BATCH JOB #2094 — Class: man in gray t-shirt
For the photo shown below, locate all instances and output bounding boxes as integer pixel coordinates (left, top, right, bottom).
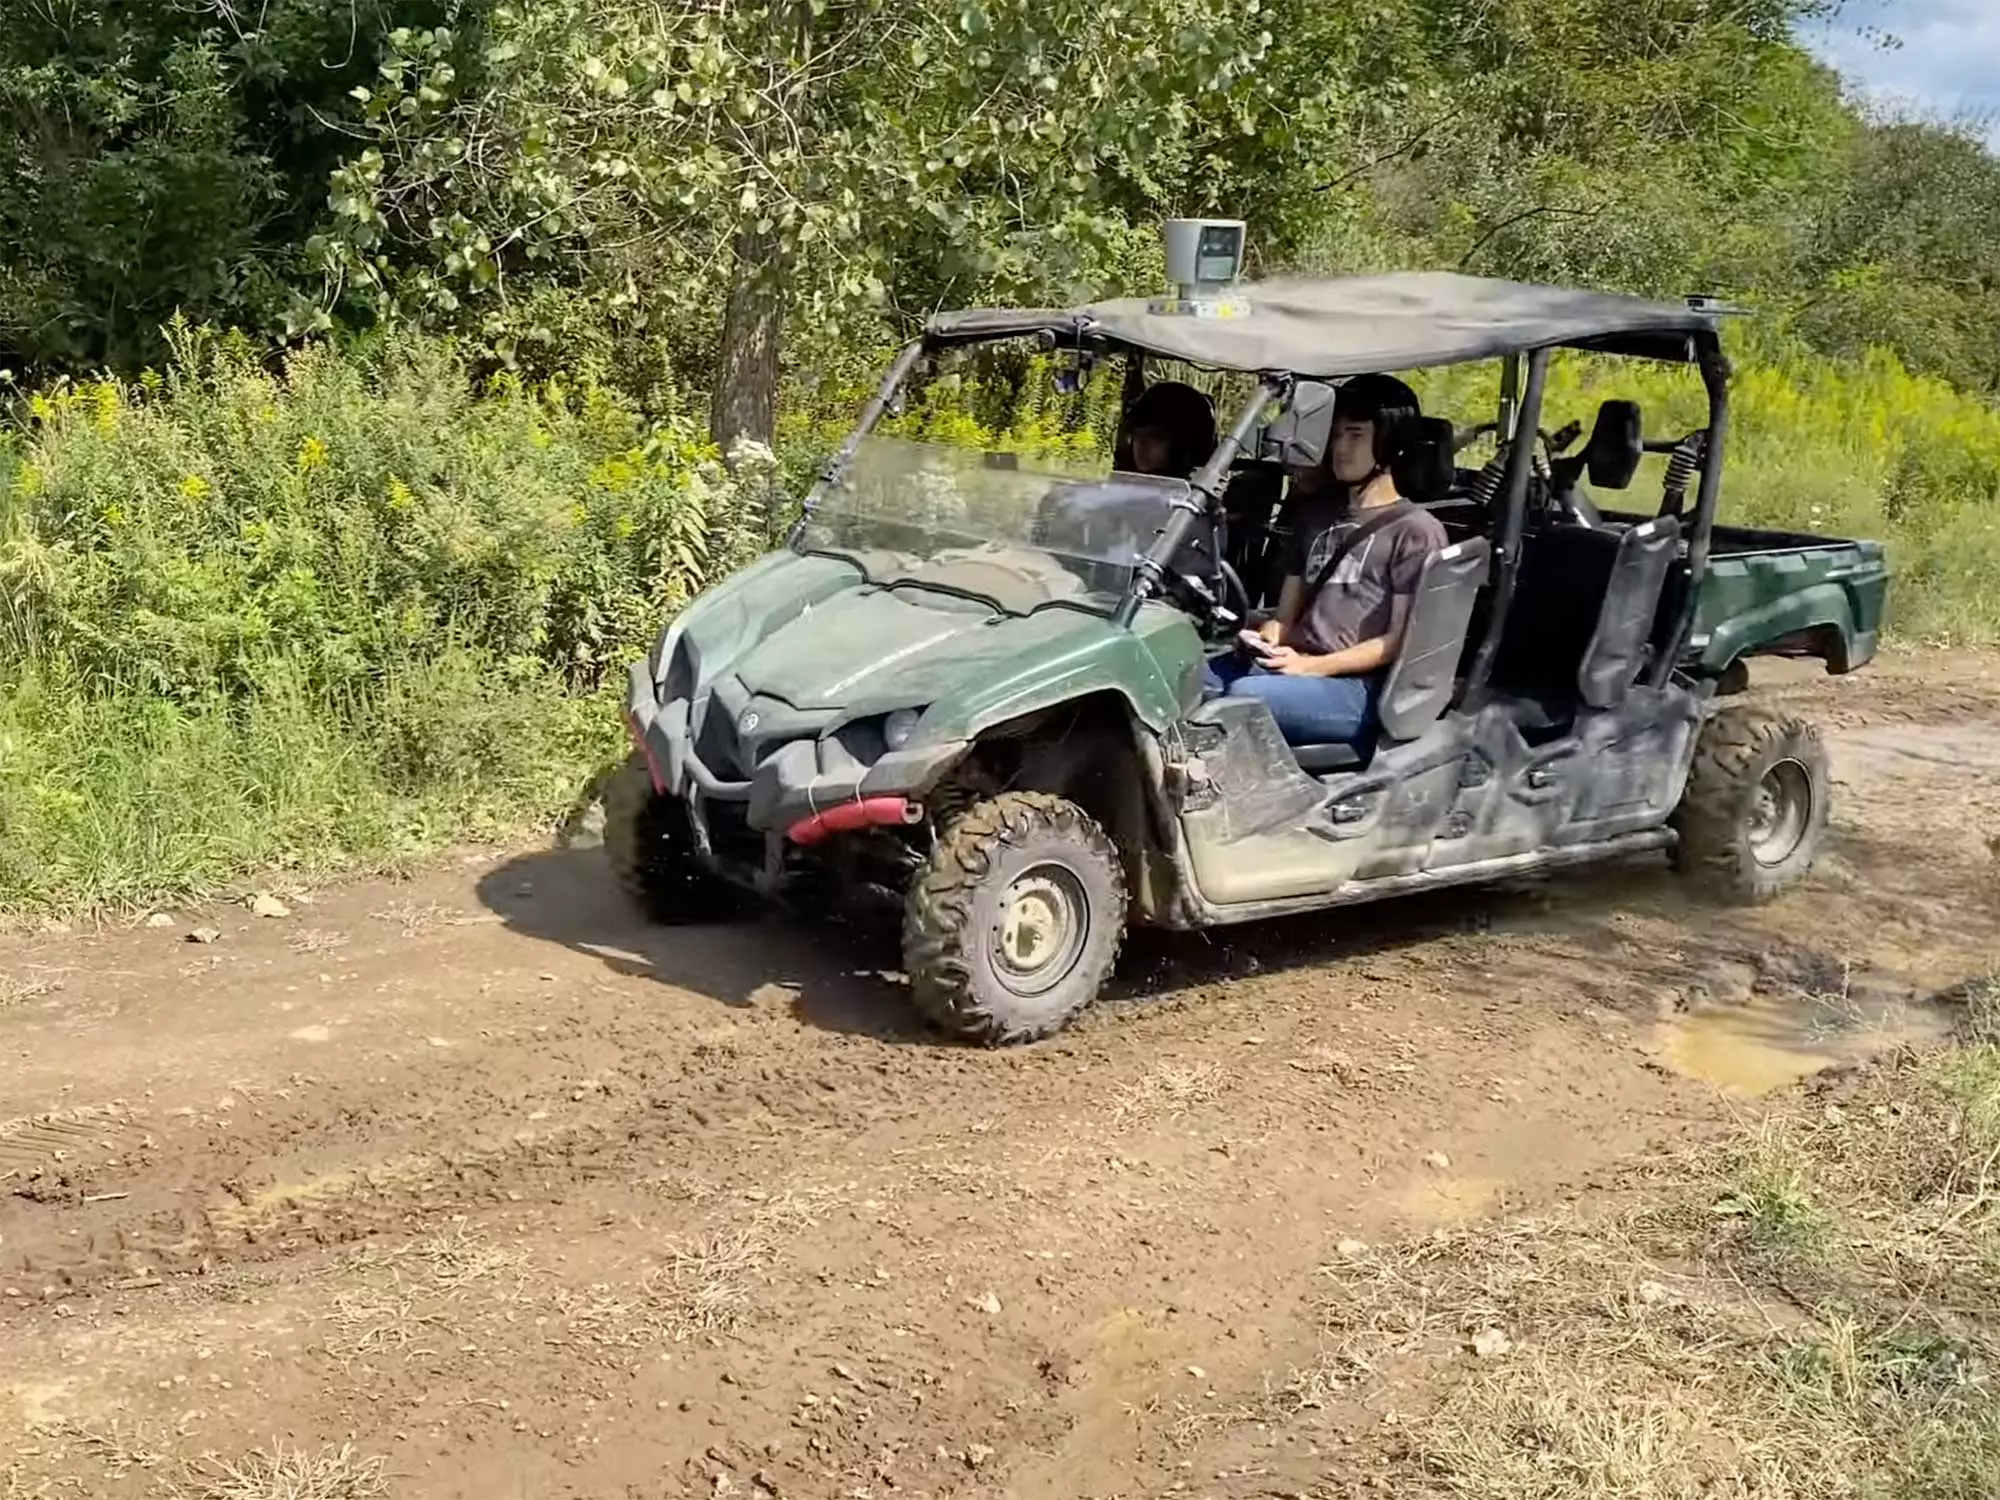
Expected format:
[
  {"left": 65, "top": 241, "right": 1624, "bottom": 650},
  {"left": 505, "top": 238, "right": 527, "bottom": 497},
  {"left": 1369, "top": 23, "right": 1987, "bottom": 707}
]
[{"left": 1202, "top": 374, "right": 1445, "bottom": 748}]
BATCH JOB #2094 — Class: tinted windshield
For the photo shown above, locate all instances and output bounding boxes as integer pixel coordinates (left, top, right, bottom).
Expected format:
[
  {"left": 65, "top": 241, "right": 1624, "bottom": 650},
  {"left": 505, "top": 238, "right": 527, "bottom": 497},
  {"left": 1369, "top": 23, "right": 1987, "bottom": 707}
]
[{"left": 796, "top": 436, "right": 1191, "bottom": 616}]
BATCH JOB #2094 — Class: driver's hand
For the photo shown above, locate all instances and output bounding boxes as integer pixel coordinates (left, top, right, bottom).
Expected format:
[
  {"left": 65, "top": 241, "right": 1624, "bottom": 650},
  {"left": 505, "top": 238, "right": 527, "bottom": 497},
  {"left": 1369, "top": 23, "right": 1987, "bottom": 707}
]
[{"left": 1256, "top": 618, "right": 1285, "bottom": 646}]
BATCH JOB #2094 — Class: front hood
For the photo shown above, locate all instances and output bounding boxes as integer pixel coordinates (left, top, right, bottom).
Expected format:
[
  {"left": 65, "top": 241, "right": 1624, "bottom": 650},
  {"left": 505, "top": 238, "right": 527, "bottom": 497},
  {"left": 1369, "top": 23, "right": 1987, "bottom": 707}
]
[{"left": 730, "top": 584, "right": 1121, "bottom": 714}]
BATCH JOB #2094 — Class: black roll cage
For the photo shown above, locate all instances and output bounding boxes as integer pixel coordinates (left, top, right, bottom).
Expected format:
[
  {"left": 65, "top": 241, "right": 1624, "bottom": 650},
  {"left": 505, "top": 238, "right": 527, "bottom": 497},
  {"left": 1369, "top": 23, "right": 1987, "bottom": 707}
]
[{"left": 792, "top": 326, "right": 1731, "bottom": 701}]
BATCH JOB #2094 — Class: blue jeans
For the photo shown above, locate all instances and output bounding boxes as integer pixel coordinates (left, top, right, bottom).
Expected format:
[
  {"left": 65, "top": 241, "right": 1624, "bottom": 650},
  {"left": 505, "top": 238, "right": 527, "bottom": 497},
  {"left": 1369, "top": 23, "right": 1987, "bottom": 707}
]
[{"left": 1201, "top": 652, "right": 1378, "bottom": 746}]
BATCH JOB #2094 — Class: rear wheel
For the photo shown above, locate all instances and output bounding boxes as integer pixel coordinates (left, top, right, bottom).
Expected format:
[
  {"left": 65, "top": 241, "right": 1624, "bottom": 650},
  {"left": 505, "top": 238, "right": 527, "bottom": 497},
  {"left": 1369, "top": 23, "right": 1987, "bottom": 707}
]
[
  {"left": 903, "top": 792, "right": 1127, "bottom": 1046},
  {"left": 1672, "top": 705, "right": 1830, "bottom": 904},
  {"left": 602, "top": 751, "right": 741, "bottom": 923}
]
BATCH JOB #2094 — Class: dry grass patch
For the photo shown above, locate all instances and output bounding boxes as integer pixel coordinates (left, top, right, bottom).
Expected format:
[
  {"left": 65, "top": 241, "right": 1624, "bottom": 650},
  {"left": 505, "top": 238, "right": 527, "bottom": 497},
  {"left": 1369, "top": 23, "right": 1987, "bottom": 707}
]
[
  {"left": 1111, "top": 1060, "right": 1225, "bottom": 1123},
  {"left": 0, "top": 968, "right": 66, "bottom": 1008},
  {"left": 1279, "top": 981, "right": 2000, "bottom": 1499},
  {"left": 322, "top": 1222, "right": 529, "bottom": 1361},
  {"left": 166, "top": 1442, "right": 387, "bottom": 1500},
  {"left": 549, "top": 1185, "right": 842, "bottom": 1349}
]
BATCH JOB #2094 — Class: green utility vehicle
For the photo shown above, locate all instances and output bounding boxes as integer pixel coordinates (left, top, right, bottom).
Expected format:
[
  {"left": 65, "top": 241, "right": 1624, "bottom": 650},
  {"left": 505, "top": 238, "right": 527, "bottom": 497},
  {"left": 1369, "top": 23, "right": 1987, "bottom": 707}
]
[{"left": 611, "top": 223, "right": 1888, "bottom": 1045}]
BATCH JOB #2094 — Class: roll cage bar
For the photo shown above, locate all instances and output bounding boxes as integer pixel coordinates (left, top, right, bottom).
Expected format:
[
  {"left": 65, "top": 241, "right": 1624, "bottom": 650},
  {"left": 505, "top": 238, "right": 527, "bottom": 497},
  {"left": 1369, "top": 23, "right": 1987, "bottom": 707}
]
[{"left": 792, "top": 323, "right": 1732, "bottom": 699}]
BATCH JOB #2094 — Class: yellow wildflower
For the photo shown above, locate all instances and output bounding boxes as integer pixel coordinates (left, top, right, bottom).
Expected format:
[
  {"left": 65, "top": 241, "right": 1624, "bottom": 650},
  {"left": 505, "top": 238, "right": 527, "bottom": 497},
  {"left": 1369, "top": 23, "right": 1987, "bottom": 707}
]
[
  {"left": 179, "top": 474, "right": 210, "bottom": 501},
  {"left": 298, "top": 435, "right": 330, "bottom": 472}
]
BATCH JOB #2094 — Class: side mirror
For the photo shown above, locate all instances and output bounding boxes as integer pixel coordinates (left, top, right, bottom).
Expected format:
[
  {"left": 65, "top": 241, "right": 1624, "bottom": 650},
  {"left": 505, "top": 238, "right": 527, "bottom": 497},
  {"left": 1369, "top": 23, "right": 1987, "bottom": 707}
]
[
  {"left": 1264, "top": 380, "right": 1336, "bottom": 467},
  {"left": 1584, "top": 400, "right": 1644, "bottom": 490}
]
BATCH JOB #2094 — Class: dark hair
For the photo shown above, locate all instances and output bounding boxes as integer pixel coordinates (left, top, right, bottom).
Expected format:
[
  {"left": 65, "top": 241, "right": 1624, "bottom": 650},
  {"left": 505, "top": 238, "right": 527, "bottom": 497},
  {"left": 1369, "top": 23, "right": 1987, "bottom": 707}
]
[
  {"left": 1118, "top": 380, "right": 1218, "bottom": 478},
  {"left": 1333, "top": 373, "right": 1422, "bottom": 470}
]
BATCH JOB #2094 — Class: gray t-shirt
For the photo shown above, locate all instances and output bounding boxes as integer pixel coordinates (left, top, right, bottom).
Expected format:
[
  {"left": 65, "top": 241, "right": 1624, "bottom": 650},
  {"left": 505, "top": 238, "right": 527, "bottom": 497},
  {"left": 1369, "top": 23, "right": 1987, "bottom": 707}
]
[{"left": 1286, "top": 501, "right": 1449, "bottom": 657}]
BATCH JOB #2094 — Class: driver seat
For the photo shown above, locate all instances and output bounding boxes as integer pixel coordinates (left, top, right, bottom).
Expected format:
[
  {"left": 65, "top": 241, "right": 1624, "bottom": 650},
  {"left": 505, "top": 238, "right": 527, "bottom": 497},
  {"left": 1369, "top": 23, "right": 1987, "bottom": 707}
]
[
  {"left": 1289, "top": 419, "right": 1477, "bottom": 774},
  {"left": 1290, "top": 534, "right": 1493, "bottom": 774}
]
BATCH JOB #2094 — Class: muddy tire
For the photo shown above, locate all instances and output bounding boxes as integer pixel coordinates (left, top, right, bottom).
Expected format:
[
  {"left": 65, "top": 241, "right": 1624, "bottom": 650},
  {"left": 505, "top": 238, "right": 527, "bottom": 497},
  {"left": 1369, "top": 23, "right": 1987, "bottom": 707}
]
[
  {"left": 1671, "top": 705, "right": 1830, "bottom": 904},
  {"left": 902, "top": 792, "right": 1127, "bottom": 1046},
  {"left": 602, "top": 751, "right": 741, "bottom": 923}
]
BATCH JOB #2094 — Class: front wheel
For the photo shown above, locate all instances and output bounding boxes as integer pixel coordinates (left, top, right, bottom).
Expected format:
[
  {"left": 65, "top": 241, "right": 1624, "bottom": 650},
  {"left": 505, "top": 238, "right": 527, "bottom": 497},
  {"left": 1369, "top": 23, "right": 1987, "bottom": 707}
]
[
  {"left": 602, "top": 751, "right": 743, "bottom": 923},
  {"left": 902, "top": 792, "right": 1127, "bottom": 1046},
  {"left": 1671, "top": 705, "right": 1830, "bottom": 904}
]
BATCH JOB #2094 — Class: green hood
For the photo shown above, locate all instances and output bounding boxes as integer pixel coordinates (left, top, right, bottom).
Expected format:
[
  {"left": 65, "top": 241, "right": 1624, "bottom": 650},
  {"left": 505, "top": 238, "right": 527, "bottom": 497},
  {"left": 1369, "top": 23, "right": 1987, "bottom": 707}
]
[{"left": 730, "top": 584, "right": 1128, "bottom": 714}]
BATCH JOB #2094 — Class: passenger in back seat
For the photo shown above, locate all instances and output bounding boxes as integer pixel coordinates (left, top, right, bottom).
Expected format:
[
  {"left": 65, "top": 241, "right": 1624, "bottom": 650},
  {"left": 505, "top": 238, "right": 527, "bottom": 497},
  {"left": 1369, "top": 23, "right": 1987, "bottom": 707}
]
[{"left": 1201, "top": 374, "right": 1447, "bottom": 749}]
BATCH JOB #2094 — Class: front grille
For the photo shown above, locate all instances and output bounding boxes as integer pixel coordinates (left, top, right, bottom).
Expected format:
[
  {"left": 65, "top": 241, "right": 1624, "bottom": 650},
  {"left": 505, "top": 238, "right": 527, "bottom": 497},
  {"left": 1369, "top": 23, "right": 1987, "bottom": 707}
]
[{"left": 695, "top": 707, "right": 744, "bottom": 778}]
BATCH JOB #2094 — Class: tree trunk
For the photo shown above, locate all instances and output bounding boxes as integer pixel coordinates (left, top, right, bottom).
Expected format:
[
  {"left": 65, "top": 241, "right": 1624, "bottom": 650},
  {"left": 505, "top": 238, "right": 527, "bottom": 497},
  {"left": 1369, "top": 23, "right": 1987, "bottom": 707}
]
[{"left": 709, "top": 228, "right": 784, "bottom": 462}]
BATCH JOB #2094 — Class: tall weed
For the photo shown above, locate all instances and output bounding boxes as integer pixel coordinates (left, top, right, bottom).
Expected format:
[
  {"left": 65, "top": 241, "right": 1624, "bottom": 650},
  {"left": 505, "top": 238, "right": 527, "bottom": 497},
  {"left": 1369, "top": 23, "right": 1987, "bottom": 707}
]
[{"left": 0, "top": 326, "right": 771, "bottom": 911}]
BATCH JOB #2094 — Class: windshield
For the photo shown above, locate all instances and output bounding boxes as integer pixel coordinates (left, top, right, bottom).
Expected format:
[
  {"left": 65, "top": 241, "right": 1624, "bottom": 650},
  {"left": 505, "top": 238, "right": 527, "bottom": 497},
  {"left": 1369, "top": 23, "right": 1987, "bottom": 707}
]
[{"left": 796, "top": 435, "right": 1192, "bottom": 616}]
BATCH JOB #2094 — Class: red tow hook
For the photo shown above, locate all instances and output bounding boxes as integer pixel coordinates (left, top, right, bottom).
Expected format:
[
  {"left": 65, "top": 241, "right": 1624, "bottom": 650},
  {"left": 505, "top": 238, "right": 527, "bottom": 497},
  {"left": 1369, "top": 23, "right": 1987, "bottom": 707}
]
[{"left": 785, "top": 797, "right": 923, "bottom": 847}]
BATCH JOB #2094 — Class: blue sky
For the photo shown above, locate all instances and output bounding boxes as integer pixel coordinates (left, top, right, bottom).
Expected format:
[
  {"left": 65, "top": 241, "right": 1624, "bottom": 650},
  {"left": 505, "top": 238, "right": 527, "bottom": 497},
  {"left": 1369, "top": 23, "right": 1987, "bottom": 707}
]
[{"left": 1803, "top": 0, "right": 2000, "bottom": 146}]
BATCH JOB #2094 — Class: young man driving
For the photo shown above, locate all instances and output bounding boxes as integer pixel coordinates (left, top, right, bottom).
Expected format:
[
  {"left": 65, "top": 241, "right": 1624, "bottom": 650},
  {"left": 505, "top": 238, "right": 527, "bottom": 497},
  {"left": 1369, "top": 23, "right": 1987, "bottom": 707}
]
[{"left": 1202, "top": 373, "right": 1447, "bottom": 748}]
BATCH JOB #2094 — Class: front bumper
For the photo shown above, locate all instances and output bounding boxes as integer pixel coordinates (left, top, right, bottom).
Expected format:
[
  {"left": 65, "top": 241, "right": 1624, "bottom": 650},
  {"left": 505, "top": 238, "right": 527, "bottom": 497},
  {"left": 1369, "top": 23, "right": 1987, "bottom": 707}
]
[{"left": 624, "top": 661, "right": 968, "bottom": 833}]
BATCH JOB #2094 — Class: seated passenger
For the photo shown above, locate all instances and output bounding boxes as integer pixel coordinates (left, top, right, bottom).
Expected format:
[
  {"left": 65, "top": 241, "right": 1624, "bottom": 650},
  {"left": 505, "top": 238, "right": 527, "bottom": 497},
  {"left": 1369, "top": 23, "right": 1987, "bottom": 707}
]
[
  {"left": 1202, "top": 373, "right": 1447, "bottom": 749},
  {"left": 1117, "top": 380, "right": 1218, "bottom": 479}
]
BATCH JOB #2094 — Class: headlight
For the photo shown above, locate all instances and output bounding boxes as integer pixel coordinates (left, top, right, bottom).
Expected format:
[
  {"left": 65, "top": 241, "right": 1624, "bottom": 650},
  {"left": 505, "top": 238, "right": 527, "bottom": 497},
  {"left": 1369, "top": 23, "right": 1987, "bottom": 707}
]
[{"left": 882, "top": 707, "right": 923, "bottom": 752}]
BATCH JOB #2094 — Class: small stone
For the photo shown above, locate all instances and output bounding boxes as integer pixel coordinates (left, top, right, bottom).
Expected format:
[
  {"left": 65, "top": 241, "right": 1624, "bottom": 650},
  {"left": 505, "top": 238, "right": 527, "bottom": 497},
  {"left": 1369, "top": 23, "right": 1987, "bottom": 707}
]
[
  {"left": 186, "top": 927, "right": 223, "bottom": 945},
  {"left": 1422, "top": 1151, "right": 1452, "bottom": 1171},
  {"left": 145, "top": 912, "right": 177, "bottom": 929},
  {"left": 1186, "top": 1365, "right": 1206, "bottom": 1380},
  {"left": 970, "top": 1290, "right": 1002, "bottom": 1316},
  {"left": 1335, "top": 1238, "right": 1368, "bottom": 1259},
  {"left": 1470, "top": 1328, "right": 1512, "bottom": 1359},
  {"left": 247, "top": 893, "right": 291, "bottom": 919},
  {"left": 1637, "top": 1280, "right": 1671, "bottom": 1305},
  {"left": 965, "top": 1443, "right": 995, "bottom": 1469},
  {"left": 427, "top": 1036, "right": 452, "bottom": 1049}
]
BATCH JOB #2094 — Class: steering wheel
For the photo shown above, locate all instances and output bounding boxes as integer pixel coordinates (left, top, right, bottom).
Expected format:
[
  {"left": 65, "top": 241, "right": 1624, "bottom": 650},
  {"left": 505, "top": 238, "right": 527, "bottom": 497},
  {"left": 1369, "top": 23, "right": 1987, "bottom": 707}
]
[{"left": 1163, "top": 557, "right": 1251, "bottom": 636}]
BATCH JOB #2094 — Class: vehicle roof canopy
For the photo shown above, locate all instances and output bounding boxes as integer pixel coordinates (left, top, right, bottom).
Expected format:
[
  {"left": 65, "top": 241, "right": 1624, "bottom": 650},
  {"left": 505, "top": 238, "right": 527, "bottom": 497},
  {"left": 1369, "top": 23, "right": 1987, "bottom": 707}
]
[{"left": 926, "top": 270, "right": 1722, "bottom": 376}]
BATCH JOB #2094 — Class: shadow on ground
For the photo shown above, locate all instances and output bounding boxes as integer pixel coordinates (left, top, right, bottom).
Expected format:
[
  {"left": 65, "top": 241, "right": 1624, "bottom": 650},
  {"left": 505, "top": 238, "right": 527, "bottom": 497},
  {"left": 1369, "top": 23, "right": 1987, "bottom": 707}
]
[{"left": 472, "top": 839, "right": 1778, "bottom": 1045}]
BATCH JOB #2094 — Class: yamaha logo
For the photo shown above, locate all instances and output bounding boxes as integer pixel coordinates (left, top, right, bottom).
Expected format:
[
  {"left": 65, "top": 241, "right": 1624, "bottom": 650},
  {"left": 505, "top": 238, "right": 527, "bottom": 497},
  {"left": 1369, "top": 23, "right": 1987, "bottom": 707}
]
[{"left": 737, "top": 709, "right": 761, "bottom": 735}]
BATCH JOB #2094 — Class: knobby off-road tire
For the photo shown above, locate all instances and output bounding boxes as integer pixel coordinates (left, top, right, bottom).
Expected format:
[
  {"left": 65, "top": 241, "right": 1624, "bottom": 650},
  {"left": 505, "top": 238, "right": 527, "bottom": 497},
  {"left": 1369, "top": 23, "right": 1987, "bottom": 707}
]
[
  {"left": 602, "top": 751, "right": 741, "bottom": 923},
  {"left": 903, "top": 791, "right": 1128, "bottom": 1046},
  {"left": 1671, "top": 704, "right": 1830, "bottom": 905}
]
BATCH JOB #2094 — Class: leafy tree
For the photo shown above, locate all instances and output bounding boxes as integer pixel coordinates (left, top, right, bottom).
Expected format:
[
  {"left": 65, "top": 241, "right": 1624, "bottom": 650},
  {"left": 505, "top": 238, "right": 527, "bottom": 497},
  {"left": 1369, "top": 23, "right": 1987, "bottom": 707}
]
[
  {"left": 325, "top": 0, "right": 1320, "bottom": 451},
  {"left": 0, "top": 0, "right": 455, "bottom": 373}
]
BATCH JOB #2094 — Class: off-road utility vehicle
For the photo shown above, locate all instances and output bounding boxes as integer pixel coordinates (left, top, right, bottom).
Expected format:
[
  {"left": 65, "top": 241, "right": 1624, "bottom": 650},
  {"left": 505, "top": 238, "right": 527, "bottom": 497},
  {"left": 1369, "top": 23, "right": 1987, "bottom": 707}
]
[{"left": 612, "top": 222, "right": 1889, "bottom": 1044}]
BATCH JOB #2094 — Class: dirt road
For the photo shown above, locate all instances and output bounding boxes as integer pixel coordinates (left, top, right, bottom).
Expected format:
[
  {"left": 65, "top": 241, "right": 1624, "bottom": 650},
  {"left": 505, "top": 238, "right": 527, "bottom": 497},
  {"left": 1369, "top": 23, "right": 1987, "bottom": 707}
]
[{"left": 4, "top": 651, "right": 1998, "bottom": 1500}]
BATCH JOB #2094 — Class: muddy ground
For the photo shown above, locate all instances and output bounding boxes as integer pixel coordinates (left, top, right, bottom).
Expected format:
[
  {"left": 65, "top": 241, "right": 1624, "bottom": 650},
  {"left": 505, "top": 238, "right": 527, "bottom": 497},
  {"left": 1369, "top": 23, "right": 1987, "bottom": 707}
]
[{"left": 3, "top": 649, "right": 1998, "bottom": 1500}]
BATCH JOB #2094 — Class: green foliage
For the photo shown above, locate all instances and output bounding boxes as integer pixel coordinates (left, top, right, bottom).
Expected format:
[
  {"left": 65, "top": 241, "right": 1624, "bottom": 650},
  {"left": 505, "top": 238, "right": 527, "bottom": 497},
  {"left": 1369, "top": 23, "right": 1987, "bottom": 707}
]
[
  {"left": 0, "top": 1, "right": 460, "bottom": 370},
  {"left": 0, "top": 326, "right": 780, "bottom": 910}
]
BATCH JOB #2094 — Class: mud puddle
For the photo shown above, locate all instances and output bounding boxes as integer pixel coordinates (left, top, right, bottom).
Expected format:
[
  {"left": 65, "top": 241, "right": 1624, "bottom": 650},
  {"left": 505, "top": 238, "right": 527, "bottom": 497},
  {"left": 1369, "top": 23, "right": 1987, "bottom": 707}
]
[{"left": 1657, "top": 988, "right": 1958, "bottom": 1097}]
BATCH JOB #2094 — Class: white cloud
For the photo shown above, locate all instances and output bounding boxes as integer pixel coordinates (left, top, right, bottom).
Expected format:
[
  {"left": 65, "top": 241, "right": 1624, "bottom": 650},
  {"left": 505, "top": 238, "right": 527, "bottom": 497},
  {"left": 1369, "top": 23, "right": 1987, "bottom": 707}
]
[{"left": 1803, "top": 0, "right": 2000, "bottom": 146}]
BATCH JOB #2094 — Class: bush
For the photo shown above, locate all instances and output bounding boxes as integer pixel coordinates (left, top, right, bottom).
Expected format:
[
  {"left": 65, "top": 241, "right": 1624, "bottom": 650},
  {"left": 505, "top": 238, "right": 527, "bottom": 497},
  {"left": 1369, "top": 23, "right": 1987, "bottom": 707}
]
[{"left": 0, "top": 325, "right": 780, "bottom": 911}]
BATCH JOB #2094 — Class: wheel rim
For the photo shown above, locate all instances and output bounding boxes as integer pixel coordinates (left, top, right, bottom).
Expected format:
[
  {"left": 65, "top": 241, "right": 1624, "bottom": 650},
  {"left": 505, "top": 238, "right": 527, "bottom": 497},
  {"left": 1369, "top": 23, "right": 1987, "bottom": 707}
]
[
  {"left": 991, "top": 863, "right": 1091, "bottom": 998},
  {"left": 1747, "top": 758, "right": 1814, "bottom": 867}
]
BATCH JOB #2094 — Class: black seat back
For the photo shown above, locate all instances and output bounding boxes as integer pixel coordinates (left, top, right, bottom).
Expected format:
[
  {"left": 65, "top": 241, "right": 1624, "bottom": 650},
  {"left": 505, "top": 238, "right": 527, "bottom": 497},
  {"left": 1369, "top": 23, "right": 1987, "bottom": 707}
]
[
  {"left": 1379, "top": 536, "right": 1491, "bottom": 742},
  {"left": 1578, "top": 515, "right": 1681, "bottom": 709},
  {"left": 1486, "top": 523, "right": 1619, "bottom": 702}
]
